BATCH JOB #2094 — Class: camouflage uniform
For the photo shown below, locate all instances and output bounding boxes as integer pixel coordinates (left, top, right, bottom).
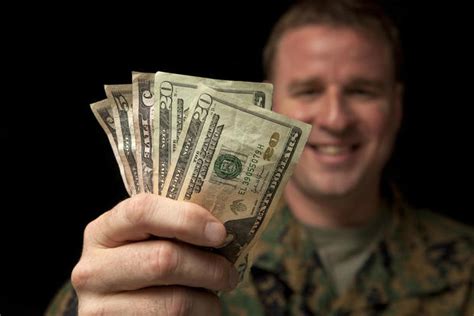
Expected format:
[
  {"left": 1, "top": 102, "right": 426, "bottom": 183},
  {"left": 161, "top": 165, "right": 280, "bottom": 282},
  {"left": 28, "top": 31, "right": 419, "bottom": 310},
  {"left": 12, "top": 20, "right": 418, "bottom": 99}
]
[
  {"left": 47, "top": 197, "right": 474, "bottom": 315},
  {"left": 220, "top": 198, "right": 474, "bottom": 315}
]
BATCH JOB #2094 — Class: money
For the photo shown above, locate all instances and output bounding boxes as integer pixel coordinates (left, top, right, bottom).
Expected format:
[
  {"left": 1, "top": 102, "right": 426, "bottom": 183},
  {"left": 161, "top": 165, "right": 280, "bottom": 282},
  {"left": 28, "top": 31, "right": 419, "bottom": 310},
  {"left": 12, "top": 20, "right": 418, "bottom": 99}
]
[
  {"left": 162, "top": 86, "right": 311, "bottom": 265},
  {"left": 105, "top": 84, "right": 141, "bottom": 194},
  {"left": 132, "top": 72, "right": 155, "bottom": 193},
  {"left": 91, "top": 72, "right": 310, "bottom": 282},
  {"left": 90, "top": 99, "right": 131, "bottom": 195},
  {"left": 153, "top": 71, "right": 274, "bottom": 194}
]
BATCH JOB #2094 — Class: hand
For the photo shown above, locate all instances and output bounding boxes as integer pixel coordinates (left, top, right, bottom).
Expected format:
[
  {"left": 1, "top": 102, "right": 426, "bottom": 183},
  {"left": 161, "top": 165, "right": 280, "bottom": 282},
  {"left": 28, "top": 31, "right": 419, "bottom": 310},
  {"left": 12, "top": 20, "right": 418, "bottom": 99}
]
[{"left": 71, "top": 193, "right": 238, "bottom": 315}]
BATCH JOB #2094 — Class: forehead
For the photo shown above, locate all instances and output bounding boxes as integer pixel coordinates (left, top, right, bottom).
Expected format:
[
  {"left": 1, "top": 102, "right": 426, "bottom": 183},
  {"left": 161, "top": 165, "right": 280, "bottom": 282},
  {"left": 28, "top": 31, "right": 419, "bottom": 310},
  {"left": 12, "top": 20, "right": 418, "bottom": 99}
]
[{"left": 275, "top": 25, "right": 393, "bottom": 81}]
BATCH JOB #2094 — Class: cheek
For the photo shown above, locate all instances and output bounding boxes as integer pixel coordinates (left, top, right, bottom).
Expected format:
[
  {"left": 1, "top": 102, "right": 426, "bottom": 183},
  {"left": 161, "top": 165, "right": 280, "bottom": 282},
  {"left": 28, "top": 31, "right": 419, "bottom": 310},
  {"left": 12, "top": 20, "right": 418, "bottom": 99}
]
[
  {"left": 273, "top": 99, "right": 309, "bottom": 122},
  {"left": 273, "top": 98, "right": 290, "bottom": 116},
  {"left": 272, "top": 83, "right": 298, "bottom": 118},
  {"left": 359, "top": 104, "right": 395, "bottom": 140},
  {"left": 364, "top": 116, "right": 398, "bottom": 163}
]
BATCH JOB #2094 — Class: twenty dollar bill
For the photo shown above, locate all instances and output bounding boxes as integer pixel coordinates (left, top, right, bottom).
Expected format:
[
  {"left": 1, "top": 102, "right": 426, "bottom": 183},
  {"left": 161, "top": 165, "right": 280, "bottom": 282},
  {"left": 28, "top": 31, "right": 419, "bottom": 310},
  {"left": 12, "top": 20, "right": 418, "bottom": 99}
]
[
  {"left": 90, "top": 99, "right": 131, "bottom": 195},
  {"left": 153, "top": 71, "right": 274, "bottom": 194},
  {"left": 162, "top": 86, "right": 311, "bottom": 268}
]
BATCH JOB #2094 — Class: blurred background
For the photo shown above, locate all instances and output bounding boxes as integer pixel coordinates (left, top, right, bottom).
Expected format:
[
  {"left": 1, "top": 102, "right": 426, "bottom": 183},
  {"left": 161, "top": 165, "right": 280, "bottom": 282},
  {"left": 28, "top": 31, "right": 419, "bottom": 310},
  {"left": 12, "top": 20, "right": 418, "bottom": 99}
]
[{"left": 1, "top": 1, "right": 472, "bottom": 314}]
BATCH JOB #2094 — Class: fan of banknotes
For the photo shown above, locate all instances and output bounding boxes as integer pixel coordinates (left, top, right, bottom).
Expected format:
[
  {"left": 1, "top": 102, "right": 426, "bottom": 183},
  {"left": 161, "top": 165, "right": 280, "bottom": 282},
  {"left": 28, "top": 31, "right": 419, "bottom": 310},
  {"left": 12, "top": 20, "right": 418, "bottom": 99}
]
[{"left": 90, "top": 71, "right": 311, "bottom": 277}]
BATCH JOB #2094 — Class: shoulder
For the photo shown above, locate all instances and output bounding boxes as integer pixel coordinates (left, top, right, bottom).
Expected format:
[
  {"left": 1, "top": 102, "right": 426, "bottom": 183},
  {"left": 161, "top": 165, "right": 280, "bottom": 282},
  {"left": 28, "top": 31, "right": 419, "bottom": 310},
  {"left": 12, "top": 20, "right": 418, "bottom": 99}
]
[
  {"left": 360, "top": 203, "right": 474, "bottom": 313},
  {"left": 415, "top": 208, "right": 474, "bottom": 281},
  {"left": 409, "top": 207, "right": 474, "bottom": 255},
  {"left": 388, "top": 203, "right": 474, "bottom": 290},
  {"left": 414, "top": 207, "right": 474, "bottom": 237}
]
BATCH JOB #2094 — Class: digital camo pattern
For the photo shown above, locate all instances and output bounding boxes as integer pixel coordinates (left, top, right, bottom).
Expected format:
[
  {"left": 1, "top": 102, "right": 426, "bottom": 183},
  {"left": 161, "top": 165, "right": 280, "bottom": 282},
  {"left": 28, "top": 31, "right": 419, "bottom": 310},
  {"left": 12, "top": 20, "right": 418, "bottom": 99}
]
[
  {"left": 90, "top": 99, "right": 131, "bottom": 195},
  {"left": 163, "top": 87, "right": 310, "bottom": 268},
  {"left": 132, "top": 72, "right": 155, "bottom": 193},
  {"left": 152, "top": 71, "right": 273, "bottom": 194},
  {"left": 220, "top": 199, "right": 474, "bottom": 315}
]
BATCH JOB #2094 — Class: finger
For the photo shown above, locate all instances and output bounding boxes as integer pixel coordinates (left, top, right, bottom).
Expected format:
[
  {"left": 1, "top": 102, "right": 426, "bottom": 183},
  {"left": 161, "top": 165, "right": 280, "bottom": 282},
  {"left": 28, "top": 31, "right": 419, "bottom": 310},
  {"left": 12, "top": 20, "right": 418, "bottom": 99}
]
[
  {"left": 72, "top": 239, "right": 239, "bottom": 293},
  {"left": 78, "top": 286, "right": 221, "bottom": 316},
  {"left": 85, "top": 193, "right": 226, "bottom": 248}
]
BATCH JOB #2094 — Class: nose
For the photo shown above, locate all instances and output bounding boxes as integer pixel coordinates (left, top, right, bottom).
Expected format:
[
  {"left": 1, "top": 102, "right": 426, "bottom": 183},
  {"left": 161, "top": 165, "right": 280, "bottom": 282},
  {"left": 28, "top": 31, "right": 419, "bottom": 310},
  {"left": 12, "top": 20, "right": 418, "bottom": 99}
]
[{"left": 313, "top": 88, "right": 354, "bottom": 133}]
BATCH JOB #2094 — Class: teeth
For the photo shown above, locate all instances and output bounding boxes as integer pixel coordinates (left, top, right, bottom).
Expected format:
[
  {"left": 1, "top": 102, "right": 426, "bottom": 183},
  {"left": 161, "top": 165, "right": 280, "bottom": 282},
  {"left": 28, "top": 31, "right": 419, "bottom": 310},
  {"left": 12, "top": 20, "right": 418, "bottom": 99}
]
[{"left": 316, "top": 145, "right": 350, "bottom": 155}]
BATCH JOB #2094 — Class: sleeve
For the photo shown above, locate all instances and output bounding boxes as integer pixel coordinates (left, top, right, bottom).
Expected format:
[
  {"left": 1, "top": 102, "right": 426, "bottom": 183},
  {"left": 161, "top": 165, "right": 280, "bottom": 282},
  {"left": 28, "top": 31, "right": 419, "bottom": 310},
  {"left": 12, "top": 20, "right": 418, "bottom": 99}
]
[
  {"left": 463, "top": 268, "right": 474, "bottom": 316},
  {"left": 44, "top": 281, "right": 78, "bottom": 316}
]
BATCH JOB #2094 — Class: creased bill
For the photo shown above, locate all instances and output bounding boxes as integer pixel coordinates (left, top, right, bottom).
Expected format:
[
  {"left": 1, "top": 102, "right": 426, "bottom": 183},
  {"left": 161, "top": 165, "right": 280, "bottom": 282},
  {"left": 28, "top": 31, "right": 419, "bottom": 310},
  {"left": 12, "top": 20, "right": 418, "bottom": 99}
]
[
  {"left": 105, "top": 84, "right": 141, "bottom": 195},
  {"left": 90, "top": 99, "right": 131, "bottom": 195},
  {"left": 153, "top": 71, "right": 274, "bottom": 194},
  {"left": 162, "top": 86, "right": 311, "bottom": 277},
  {"left": 132, "top": 72, "right": 155, "bottom": 193}
]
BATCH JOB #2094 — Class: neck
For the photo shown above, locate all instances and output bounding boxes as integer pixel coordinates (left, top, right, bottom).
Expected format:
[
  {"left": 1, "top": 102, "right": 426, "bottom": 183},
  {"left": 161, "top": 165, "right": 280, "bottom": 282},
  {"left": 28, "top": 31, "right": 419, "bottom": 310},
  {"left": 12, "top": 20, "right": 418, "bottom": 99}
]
[{"left": 284, "top": 180, "right": 381, "bottom": 229}]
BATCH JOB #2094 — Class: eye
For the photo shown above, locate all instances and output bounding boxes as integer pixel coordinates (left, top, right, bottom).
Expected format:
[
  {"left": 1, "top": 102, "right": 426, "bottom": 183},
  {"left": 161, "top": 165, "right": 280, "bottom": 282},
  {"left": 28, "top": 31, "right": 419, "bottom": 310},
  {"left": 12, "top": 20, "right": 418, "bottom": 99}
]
[
  {"left": 346, "top": 87, "right": 378, "bottom": 98},
  {"left": 291, "top": 86, "right": 322, "bottom": 99},
  {"left": 348, "top": 88, "right": 369, "bottom": 95}
]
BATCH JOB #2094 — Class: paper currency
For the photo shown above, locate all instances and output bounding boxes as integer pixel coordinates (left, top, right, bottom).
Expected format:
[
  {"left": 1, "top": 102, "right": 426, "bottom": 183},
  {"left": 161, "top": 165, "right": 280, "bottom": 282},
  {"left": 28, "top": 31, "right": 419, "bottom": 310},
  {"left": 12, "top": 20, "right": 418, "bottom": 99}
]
[
  {"left": 105, "top": 84, "right": 141, "bottom": 194},
  {"left": 153, "top": 71, "right": 274, "bottom": 194},
  {"left": 162, "top": 86, "right": 311, "bottom": 265},
  {"left": 132, "top": 72, "right": 155, "bottom": 193},
  {"left": 91, "top": 72, "right": 310, "bottom": 282},
  {"left": 90, "top": 99, "right": 131, "bottom": 195}
]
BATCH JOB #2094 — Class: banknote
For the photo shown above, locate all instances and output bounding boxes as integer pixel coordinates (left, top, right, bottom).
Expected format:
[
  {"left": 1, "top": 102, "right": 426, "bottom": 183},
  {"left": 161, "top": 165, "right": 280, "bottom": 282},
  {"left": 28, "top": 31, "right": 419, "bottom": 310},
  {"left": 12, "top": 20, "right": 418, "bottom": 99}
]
[
  {"left": 132, "top": 72, "right": 155, "bottom": 193},
  {"left": 105, "top": 84, "right": 141, "bottom": 195},
  {"left": 153, "top": 71, "right": 274, "bottom": 194},
  {"left": 162, "top": 86, "right": 311, "bottom": 267},
  {"left": 90, "top": 99, "right": 131, "bottom": 195}
]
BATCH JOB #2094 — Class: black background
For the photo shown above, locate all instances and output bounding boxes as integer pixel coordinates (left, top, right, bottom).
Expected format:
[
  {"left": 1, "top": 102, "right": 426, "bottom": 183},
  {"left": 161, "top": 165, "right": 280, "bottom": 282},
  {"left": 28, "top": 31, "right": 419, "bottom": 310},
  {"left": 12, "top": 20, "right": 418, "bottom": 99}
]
[{"left": 1, "top": 1, "right": 473, "bottom": 314}]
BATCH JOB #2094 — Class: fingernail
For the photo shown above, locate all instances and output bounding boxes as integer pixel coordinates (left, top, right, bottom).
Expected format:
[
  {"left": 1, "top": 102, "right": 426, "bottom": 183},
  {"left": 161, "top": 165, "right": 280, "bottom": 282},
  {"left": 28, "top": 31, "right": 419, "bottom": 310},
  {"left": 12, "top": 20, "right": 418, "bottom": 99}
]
[
  {"left": 229, "top": 267, "right": 239, "bottom": 289},
  {"left": 205, "top": 222, "right": 225, "bottom": 244}
]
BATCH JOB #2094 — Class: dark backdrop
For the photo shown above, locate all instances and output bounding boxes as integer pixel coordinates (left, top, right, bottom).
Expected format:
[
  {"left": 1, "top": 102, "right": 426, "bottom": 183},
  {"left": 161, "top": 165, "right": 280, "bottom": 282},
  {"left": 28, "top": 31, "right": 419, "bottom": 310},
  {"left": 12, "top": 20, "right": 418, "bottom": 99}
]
[{"left": 1, "top": 1, "right": 472, "bottom": 314}]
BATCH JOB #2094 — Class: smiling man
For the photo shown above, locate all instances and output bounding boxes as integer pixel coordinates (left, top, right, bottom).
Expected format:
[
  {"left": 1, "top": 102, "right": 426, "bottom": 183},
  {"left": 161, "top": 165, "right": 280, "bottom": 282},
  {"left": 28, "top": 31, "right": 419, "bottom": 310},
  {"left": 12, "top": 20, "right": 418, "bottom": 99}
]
[
  {"left": 273, "top": 24, "right": 401, "bottom": 228},
  {"left": 48, "top": 0, "right": 473, "bottom": 315},
  {"left": 219, "top": 0, "right": 473, "bottom": 314}
]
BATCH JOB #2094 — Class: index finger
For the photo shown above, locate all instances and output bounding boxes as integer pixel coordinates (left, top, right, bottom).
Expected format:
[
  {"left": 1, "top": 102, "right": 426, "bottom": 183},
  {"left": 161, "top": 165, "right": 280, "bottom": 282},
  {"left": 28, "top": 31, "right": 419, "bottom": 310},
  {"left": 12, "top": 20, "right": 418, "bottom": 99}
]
[{"left": 84, "top": 193, "right": 226, "bottom": 249}]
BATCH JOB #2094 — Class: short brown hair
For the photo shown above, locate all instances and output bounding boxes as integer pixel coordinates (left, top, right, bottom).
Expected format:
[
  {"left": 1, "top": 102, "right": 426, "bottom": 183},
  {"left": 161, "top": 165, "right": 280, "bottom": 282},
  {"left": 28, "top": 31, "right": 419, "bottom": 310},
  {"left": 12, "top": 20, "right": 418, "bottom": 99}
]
[{"left": 263, "top": 0, "right": 402, "bottom": 81}]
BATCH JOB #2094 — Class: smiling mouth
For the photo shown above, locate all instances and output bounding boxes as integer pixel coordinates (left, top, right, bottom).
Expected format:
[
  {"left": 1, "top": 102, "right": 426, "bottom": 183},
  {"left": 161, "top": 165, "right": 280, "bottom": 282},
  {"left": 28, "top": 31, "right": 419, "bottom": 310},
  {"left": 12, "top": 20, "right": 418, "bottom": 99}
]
[{"left": 309, "top": 144, "right": 361, "bottom": 155}]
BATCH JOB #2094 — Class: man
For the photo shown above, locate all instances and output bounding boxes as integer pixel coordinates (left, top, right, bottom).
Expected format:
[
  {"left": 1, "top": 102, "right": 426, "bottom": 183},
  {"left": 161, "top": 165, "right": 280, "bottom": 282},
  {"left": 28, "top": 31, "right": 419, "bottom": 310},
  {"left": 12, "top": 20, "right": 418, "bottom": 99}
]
[{"left": 48, "top": 0, "right": 473, "bottom": 314}]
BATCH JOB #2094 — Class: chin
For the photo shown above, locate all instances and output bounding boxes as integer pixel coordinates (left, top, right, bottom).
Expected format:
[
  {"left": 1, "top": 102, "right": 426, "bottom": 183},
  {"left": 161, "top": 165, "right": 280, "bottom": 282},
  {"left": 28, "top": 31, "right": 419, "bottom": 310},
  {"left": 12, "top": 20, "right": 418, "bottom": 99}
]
[
  {"left": 298, "top": 170, "right": 369, "bottom": 199},
  {"left": 312, "top": 182, "right": 359, "bottom": 199}
]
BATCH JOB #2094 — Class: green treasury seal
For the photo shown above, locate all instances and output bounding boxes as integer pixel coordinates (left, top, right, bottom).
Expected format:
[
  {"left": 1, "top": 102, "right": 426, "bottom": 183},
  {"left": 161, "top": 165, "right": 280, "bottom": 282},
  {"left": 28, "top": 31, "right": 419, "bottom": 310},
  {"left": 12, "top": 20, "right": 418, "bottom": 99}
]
[{"left": 214, "top": 154, "right": 243, "bottom": 180}]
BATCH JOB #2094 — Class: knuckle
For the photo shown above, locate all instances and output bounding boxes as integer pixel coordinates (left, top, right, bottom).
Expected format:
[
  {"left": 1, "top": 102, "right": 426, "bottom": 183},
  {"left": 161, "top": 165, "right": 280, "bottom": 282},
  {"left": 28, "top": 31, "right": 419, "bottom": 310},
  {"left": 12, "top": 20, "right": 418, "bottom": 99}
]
[
  {"left": 121, "top": 193, "right": 156, "bottom": 227},
  {"left": 176, "top": 202, "right": 194, "bottom": 227},
  {"left": 83, "top": 220, "right": 95, "bottom": 238},
  {"left": 78, "top": 301, "right": 104, "bottom": 316},
  {"left": 71, "top": 261, "right": 94, "bottom": 292},
  {"left": 149, "top": 241, "right": 179, "bottom": 280},
  {"left": 79, "top": 302, "right": 107, "bottom": 316},
  {"left": 83, "top": 219, "right": 99, "bottom": 244},
  {"left": 165, "top": 287, "right": 193, "bottom": 316},
  {"left": 210, "top": 255, "right": 228, "bottom": 285},
  {"left": 175, "top": 202, "right": 206, "bottom": 234}
]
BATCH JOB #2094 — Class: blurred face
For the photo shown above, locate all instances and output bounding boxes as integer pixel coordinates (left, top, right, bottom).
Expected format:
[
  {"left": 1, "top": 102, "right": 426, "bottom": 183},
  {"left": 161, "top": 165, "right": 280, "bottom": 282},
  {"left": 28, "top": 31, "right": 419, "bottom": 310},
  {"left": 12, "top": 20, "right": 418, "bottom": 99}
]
[{"left": 272, "top": 25, "right": 402, "bottom": 200}]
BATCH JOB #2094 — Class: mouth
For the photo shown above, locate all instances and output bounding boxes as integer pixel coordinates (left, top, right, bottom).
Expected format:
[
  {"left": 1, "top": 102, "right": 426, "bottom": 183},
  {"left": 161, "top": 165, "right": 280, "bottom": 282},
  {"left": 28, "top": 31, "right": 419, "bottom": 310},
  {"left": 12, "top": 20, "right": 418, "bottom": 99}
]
[
  {"left": 306, "top": 143, "right": 361, "bottom": 164},
  {"left": 311, "top": 144, "right": 360, "bottom": 155}
]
